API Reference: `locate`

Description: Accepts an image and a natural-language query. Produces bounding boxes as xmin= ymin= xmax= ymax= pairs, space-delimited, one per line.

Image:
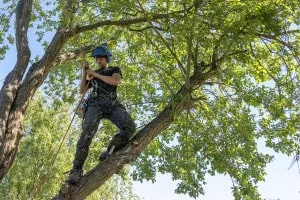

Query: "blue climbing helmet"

xmin=92 ymin=45 xmax=112 ymax=62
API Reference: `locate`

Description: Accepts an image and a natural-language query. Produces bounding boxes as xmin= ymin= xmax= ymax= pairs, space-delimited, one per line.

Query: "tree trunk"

xmin=0 ymin=0 xmax=33 ymax=180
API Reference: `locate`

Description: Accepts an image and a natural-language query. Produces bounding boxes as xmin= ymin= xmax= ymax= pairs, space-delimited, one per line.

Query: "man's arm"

xmin=80 ymin=62 xmax=89 ymax=94
xmin=87 ymin=69 xmax=121 ymax=86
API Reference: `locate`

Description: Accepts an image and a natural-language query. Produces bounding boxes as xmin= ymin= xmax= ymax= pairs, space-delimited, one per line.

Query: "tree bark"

xmin=0 ymin=0 xmax=76 ymax=179
xmin=53 ymin=63 xmax=217 ymax=200
xmin=0 ymin=0 xmax=33 ymax=179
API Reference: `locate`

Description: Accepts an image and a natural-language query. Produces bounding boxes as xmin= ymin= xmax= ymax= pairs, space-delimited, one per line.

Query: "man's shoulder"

xmin=108 ymin=66 xmax=121 ymax=70
xmin=97 ymin=66 xmax=120 ymax=72
xmin=109 ymin=66 xmax=122 ymax=74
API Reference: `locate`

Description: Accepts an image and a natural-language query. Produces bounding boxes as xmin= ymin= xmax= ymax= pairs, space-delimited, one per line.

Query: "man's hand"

xmin=82 ymin=61 xmax=94 ymax=80
xmin=86 ymin=69 xmax=97 ymax=77
xmin=80 ymin=61 xmax=91 ymax=93
xmin=86 ymin=69 xmax=96 ymax=80
xmin=82 ymin=61 xmax=89 ymax=79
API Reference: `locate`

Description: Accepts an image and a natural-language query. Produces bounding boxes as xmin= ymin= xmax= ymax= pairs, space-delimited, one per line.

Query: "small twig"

xmin=153 ymin=64 xmax=183 ymax=87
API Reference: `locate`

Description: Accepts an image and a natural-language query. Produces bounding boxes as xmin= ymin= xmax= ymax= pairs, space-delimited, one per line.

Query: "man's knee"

xmin=82 ymin=120 xmax=98 ymax=133
xmin=126 ymin=120 xmax=136 ymax=136
xmin=80 ymin=122 xmax=97 ymax=145
xmin=77 ymin=142 xmax=89 ymax=150
xmin=77 ymin=136 xmax=91 ymax=150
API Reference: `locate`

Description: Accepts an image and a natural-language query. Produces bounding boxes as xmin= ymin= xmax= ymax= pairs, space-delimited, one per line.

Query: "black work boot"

xmin=99 ymin=150 xmax=108 ymax=161
xmin=99 ymin=134 xmax=129 ymax=161
xmin=99 ymin=144 xmax=116 ymax=161
xmin=67 ymin=169 xmax=83 ymax=184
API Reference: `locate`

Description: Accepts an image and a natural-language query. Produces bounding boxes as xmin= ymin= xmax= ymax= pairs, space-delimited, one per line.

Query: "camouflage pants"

xmin=72 ymin=97 xmax=136 ymax=170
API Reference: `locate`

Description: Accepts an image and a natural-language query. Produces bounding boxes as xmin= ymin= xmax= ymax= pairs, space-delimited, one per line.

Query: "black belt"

xmin=89 ymin=92 xmax=117 ymax=100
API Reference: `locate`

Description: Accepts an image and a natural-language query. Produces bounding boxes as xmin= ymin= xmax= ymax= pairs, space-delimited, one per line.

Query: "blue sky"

xmin=0 ymin=20 xmax=299 ymax=200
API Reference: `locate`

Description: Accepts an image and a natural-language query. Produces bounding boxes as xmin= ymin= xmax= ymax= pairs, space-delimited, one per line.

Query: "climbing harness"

xmin=90 ymin=77 xmax=119 ymax=104
xmin=75 ymin=81 xmax=119 ymax=118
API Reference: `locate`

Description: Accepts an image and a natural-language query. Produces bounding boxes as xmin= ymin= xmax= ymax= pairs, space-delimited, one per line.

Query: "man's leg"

xmin=68 ymin=100 xmax=102 ymax=184
xmin=99 ymin=106 xmax=136 ymax=161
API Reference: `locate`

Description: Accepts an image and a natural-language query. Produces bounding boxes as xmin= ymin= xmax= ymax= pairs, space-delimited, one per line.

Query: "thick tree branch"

xmin=12 ymin=0 xmax=83 ymax=114
xmin=15 ymin=0 xmax=32 ymax=78
xmin=257 ymin=29 xmax=300 ymax=39
xmin=53 ymin=45 xmax=95 ymax=66
xmin=53 ymin=62 xmax=218 ymax=200
xmin=256 ymin=30 xmax=300 ymax=55
xmin=0 ymin=0 xmax=33 ymax=124
xmin=0 ymin=0 xmax=33 ymax=177
xmin=0 ymin=0 xmax=83 ymax=181
xmin=73 ymin=10 xmax=187 ymax=34
xmin=128 ymin=25 xmax=165 ymax=32
xmin=257 ymin=33 xmax=295 ymax=50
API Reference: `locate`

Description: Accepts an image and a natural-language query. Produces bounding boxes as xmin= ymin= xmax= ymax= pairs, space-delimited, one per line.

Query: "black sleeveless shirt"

xmin=89 ymin=66 xmax=122 ymax=94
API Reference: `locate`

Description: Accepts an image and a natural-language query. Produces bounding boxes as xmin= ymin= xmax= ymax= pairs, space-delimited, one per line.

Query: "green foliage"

xmin=0 ymin=1 xmax=17 ymax=60
xmin=124 ymin=0 xmax=299 ymax=199
xmin=2 ymin=0 xmax=299 ymax=199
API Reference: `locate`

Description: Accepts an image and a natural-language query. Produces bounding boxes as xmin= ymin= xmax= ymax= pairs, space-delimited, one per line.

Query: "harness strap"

xmin=89 ymin=91 xmax=118 ymax=105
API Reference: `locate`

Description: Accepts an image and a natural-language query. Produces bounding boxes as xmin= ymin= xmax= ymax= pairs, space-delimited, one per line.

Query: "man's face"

xmin=96 ymin=57 xmax=107 ymax=67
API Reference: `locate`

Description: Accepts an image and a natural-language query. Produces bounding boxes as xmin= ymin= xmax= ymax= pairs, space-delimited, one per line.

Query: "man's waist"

xmin=89 ymin=92 xmax=117 ymax=99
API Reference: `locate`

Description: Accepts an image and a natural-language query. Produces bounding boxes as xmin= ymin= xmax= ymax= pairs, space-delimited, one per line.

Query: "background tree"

xmin=0 ymin=0 xmax=299 ymax=199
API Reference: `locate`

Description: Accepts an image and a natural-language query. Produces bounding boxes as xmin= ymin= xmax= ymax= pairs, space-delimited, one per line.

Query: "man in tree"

xmin=67 ymin=45 xmax=136 ymax=184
